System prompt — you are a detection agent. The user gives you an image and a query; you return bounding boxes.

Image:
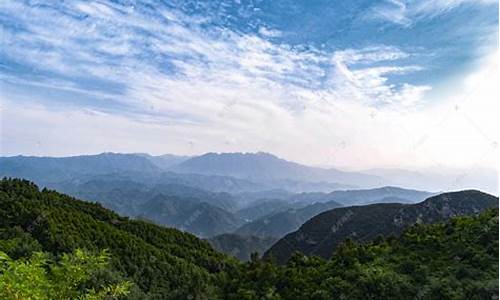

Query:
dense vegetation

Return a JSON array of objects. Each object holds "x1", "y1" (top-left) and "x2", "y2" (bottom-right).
[
  {"x1": 231, "y1": 208, "x2": 499, "y2": 299},
  {"x1": 138, "y1": 194, "x2": 243, "y2": 237},
  {"x1": 0, "y1": 178, "x2": 236, "y2": 299},
  {"x1": 1, "y1": 178, "x2": 497, "y2": 299},
  {"x1": 0, "y1": 249, "x2": 131, "y2": 299},
  {"x1": 208, "y1": 234, "x2": 277, "y2": 261},
  {"x1": 235, "y1": 200, "x2": 343, "y2": 238},
  {"x1": 266, "y1": 190, "x2": 498, "y2": 263}
]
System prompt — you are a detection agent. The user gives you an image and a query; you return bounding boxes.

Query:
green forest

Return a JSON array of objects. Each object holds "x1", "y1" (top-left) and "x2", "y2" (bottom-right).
[{"x1": 0, "y1": 178, "x2": 498, "y2": 299}]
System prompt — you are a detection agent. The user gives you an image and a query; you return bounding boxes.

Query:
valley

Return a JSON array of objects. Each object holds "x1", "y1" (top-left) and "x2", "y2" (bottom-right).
[
  {"x1": 0, "y1": 177, "x2": 497, "y2": 299},
  {"x1": 0, "y1": 152, "x2": 437, "y2": 257}
]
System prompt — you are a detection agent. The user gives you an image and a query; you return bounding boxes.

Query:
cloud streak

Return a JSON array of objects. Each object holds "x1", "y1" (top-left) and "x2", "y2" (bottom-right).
[
  {"x1": 1, "y1": 1, "x2": 428, "y2": 111},
  {"x1": 367, "y1": 0, "x2": 497, "y2": 26},
  {"x1": 0, "y1": 0, "x2": 497, "y2": 173}
]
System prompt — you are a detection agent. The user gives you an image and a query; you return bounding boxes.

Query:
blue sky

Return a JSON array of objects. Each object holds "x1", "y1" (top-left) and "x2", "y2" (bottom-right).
[{"x1": 0, "y1": 0, "x2": 498, "y2": 171}]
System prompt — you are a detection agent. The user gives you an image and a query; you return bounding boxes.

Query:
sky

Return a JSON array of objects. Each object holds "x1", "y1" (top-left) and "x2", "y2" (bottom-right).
[{"x1": 0, "y1": 0, "x2": 498, "y2": 171}]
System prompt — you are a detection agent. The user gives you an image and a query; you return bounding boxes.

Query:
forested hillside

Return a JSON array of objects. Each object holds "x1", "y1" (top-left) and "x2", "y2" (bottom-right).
[
  {"x1": 0, "y1": 178, "x2": 235, "y2": 299},
  {"x1": 208, "y1": 234, "x2": 277, "y2": 261},
  {"x1": 266, "y1": 190, "x2": 498, "y2": 263},
  {"x1": 1, "y1": 178, "x2": 497, "y2": 299},
  {"x1": 224, "y1": 208, "x2": 499, "y2": 299}
]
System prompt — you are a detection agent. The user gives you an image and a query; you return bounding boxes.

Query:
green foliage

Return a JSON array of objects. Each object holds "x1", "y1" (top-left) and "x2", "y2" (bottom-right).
[
  {"x1": 208, "y1": 234, "x2": 277, "y2": 261},
  {"x1": 0, "y1": 178, "x2": 235, "y2": 299},
  {"x1": 0, "y1": 249, "x2": 131, "y2": 300},
  {"x1": 0, "y1": 178, "x2": 497, "y2": 299},
  {"x1": 222, "y1": 208, "x2": 499, "y2": 300},
  {"x1": 265, "y1": 190, "x2": 498, "y2": 264},
  {"x1": 0, "y1": 226, "x2": 43, "y2": 259}
]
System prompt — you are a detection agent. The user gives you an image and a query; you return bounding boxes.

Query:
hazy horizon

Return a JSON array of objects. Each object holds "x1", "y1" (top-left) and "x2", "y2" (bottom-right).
[
  {"x1": 1, "y1": 150, "x2": 498, "y2": 174},
  {"x1": 2, "y1": 150, "x2": 498, "y2": 195},
  {"x1": 1, "y1": 0, "x2": 499, "y2": 172}
]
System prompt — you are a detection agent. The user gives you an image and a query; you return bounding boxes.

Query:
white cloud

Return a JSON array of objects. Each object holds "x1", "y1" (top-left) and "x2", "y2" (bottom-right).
[
  {"x1": 258, "y1": 26, "x2": 282, "y2": 38},
  {"x1": 327, "y1": 47, "x2": 428, "y2": 106},
  {"x1": 0, "y1": 0, "x2": 496, "y2": 173}
]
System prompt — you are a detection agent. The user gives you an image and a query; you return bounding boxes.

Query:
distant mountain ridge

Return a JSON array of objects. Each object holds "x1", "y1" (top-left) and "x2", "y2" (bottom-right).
[
  {"x1": 314, "y1": 186, "x2": 434, "y2": 206},
  {"x1": 0, "y1": 152, "x2": 373, "y2": 192},
  {"x1": 235, "y1": 200, "x2": 343, "y2": 238},
  {"x1": 233, "y1": 186, "x2": 432, "y2": 239},
  {"x1": 136, "y1": 153, "x2": 191, "y2": 170},
  {"x1": 1, "y1": 152, "x2": 437, "y2": 244},
  {"x1": 138, "y1": 195, "x2": 244, "y2": 238},
  {"x1": 0, "y1": 153, "x2": 161, "y2": 185},
  {"x1": 265, "y1": 190, "x2": 498, "y2": 264},
  {"x1": 2, "y1": 152, "x2": 496, "y2": 194},
  {"x1": 170, "y1": 152, "x2": 381, "y2": 187}
]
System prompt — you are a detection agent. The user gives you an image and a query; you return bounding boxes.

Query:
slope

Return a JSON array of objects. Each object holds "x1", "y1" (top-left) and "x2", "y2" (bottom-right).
[{"x1": 265, "y1": 190, "x2": 498, "y2": 264}]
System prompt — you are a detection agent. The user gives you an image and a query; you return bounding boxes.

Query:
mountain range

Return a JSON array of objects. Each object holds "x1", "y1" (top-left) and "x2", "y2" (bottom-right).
[
  {"x1": 0, "y1": 152, "x2": 375, "y2": 193},
  {"x1": 0, "y1": 152, "x2": 495, "y2": 263},
  {"x1": 3, "y1": 152, "x2": 495, "y2": 194},
  {"x1": 138, "y1": 194, "x2": 244, "y2": 238},
  {"x1": 265, "y1": 190, "x2": 498, "y2": 264},
  {"x1": 1, "y1": 178, "x2": 497, "y2": 299},
  {"x1": 171, "y1": 152, "x2": 381, "y2": 188},
  {"x1": 233, "y1": 186, "x2": 433, "y2": 238}
]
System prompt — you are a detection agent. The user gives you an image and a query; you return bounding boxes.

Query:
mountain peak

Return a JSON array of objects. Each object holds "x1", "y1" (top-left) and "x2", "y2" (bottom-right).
[{"x1": 171, "y1": 152, "x2": 380, "y2": 187}]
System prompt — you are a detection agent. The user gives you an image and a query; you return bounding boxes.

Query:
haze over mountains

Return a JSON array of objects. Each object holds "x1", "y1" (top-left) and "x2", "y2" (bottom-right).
[
  {"x1": 363, "y1": 167, "x2": 498, "y2": 196},
  {"x1": 2, "y1": 152, "x2": 496, "y2": 193},
  {"x1": 0, "y1": 151, "x2": 496, "y2": 261},
  {"x1": 170, "y1": 152, "x2": 381, "y2": 188}
]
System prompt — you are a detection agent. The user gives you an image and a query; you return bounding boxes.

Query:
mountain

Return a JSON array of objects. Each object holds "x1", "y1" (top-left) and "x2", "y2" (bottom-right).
[
  {"x1": 0, "y1": 153, "x2": 277, "y2": 194},
  {"x1": 235, "y1": 200, "x2": 343, "y2": 238},
  {"x1": 171, "y1": 152, "x2": 381, "y2": 187},
  {"x1": 234, "y1": 186, "x2": 432, "y2": 239},
  {"x1": 150, "y1": 183, "x2": 238, "y2": 212},
  {"x1": 58, "y1": 178, "x2": 150, "y2": 216},
  {"x1": 155, "y1": 171, "x2": 269, "y2": 194},
  {"x1": 2, "y1": 178, "x2": 497, "y2": 299},
  {"x1": 260, "y1": 179, "x2": 354, "y2": 193},
  {"x1": 236, "y1": 198, "x2": 292, "y2": 221},
  {"x1": 58, "y1": 178, "x2": 239, "y2": 215},
  {"x1": 138, "y1": 195, "x2": 244, "y2": 238},
  {"x1": 4, "y1": 153, "x2": 433, "y2": 195},
  {"x1": 233, "y1": 189, "x2": 293, "y2": 203},
  {"x1": 0, "y1": 153, "x2": 160, "y2": 186},
  {"x1": 228, "y1": 208, "x2": 499, "y2": 299},
  {"x1": 207, "y1": 234, "x2": 277, "y2": 261},
  {"x1": 314, "y1": 186, "x2": 434, "y2": 207},
  {"x1": 265, "y1": 190, "x2": 498, "y2": 264},
  {"x1": 0, "y1": 178, "x2": 234, "y2": 298},
  {"x1": 55, "y1": 178, "x2": 244, "y2": 237},
  {"x1": 136, "y1": 153, "x2": 191, "y2": 170}
]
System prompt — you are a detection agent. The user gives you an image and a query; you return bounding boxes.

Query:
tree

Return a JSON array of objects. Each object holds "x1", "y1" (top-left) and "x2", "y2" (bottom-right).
[{"x1": 0, "y1": 249, "x2": 131, "y2": 300}]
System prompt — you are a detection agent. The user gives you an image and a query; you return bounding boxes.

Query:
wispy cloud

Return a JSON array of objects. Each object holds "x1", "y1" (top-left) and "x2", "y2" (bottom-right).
[
  {"x1": 0, "y1": 0, "x2": 497, "y2": 172},
  {"x1": 1, "y1": 1, "x2": 428, "y2": 112},
  {"x1": 367, "y1": 0, "x2": 497, "y2": 26}
]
